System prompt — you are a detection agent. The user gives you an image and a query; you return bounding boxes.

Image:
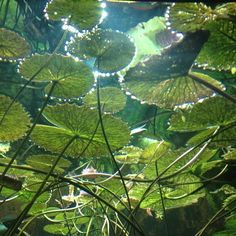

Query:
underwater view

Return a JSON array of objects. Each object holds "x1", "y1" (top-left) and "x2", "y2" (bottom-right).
[{"x1": 0, "y1": 0, "x2": 236, "y2": 235}]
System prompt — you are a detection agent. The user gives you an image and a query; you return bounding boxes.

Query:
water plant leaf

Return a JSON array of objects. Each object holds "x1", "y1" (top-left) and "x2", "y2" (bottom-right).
[
  {"x1": 31, "y1": 104, "x2": 130, "y2": 157},
  {"x1": 66, "y1": 29, "x2": 136, "y2": 73},
  {"x1": 114, "y1": 146, "x2": 143, "y2": 164},
  {"x1": 166, "y1": 3, "x2": 214, "y2": 33},
  {"x1": 25, "y1": 154, "x2": 71, "y2": 173},
  {"x1": 167, "y1": 3, "x2": 236, "y2": 33},
  {"x1": 0, "y1": 28, "x2": 31, "y2": 60},
  {"x1": 223, "y1": 149, "x2": 236, "y2": 163},
  {"x1": 0, "y1": 95, "x2": 31, "y2": 142},
  {"x1": 197, "y1": 20, "x2": 236, "y2": 71},
  {"x1": 123, "y1": 71, "x2": 223, "y2": 109},
  {"x1": 19, "y1": 54, "x2": 94, "y2": 98},
  {"x1": 144, "y1": 146, "x2": 217, "y2": 178},
  {"x1": 84, "y1": 87, "x2": 127, "y2": 113},
  {"x1": 45, "y1": 0, "x2": 103, "y2": 30},
  {"x1": 169, "y1": 96, "x2": 236, "y2": 132}
]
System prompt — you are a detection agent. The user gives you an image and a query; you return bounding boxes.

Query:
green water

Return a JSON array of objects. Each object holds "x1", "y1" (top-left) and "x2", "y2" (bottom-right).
[{"x1": 0, "y1": 1, "x2": 236, "y2": 235}]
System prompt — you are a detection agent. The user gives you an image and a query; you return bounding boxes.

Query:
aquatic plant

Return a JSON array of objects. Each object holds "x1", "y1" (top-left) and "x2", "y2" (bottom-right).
[{"x1": 0, "y1": 1, "x2": 236, "y2": 236}]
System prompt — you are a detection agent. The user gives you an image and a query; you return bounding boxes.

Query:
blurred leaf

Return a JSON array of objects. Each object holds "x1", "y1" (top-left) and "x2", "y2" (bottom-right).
[
  {"x1": 84, "y1": 87, "x2": 127, "y2": 113},
  {"x1": 114, "y1": 146, "x2": 143, "y2": 164},
  {"x1": 0, "y1": 95, "x2": 31, "y2": 142},
  {"x1": 0, "y1": 28, "x2": 31, "y2": 60},
  {"x1": 223, "y1": 149, "x2": 236, "y2": 162},
  {"x1": 197, "y1": 20, "x2": 236, "y2": 71},
  {"x1": 25, "y1": 154, "x2": 71, "y2": 173},
  {"x1": 19, "y1": 54, "x2": 94, "y2": 99},
  {"x1": 140, "y1": 141, "x2": 172, "y2": 164},
  {"x1": 169, "y1": 96, "x2": 236, "y2": 132},
  {"x1": 67, "y1": 29, "x2": 136, "y2": 73},
  {"x1": 31, "y1": 104, "x2": 130, "y2": 157},
  {"x1": 45, "y1": 0, "x2": 103, "y2": 30},
  {"x1": 213, "y1": 217, "x2": 236, "y2": 236},
  {"x1": 144, "y1": 147, "x2": 217, "y2": 178},
  {"x1": 0, "y1": 142, "x2": 10, "y2": 154}
]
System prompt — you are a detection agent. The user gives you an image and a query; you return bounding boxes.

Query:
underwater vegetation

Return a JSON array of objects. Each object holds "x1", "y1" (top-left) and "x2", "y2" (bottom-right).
[{"x1": 0, "y1": 0, "x2": 236, "y2": 235}]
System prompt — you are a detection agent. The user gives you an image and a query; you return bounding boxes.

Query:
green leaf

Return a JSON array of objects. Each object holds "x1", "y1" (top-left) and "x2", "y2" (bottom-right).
[
  {"x1": 67, "y1": 29, "x2": 136, "y2": 73},
  {"x1": 223, "y1": 149, "x2": 236, "y2": 162},
  {"x1": 144, "y1": 146, "x2": 217, "y2": 178},
  {"x1": 114, "y1": 146, "x2": 143, "y2": 164},
  {"x1": 31, "y1": 104, "x2": 130, "y2": 157},
  {"x1": 197, "y1": 20, "x2": 236, "y2": 71},
  {"x1": 84, "y1": 87, "x2": 127, "y2": 113},
  {"x1": 169, "y1": 96, "x2": 236, "y2": 132},
  {"x1": 123, "y1": 72, "x2": 223, "y2": 109},
  {"x1": 0, "y1": 95, "x2": 31, "y2": 142},
  {"x1": 45, "y1": 0, "x2": 103, "y2": 30},
  {"x1": 25, "y1": 154, "x2": 71, "y2": 173},
  {"x1": 213, "y1": 217, "x2": 236, "y2": 236},
  {"x1": 166, "y1": 3, "x2": 215, "y2": 32},
  {"x1": 19, "y1": 53, "x2": 94, "y2": 98},
  {"x1": 140, "y1": 141, "x2": 172, "y2": 164},
  {"x1": 0, "y1": 28, "x2": 31, "y2": 60}
]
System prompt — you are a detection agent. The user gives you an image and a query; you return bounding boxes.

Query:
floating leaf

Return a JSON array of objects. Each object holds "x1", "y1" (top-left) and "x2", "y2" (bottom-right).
[
  {"x1": 197, "y1": 20, "x2": 236, "y2": 71},
  {"x1": 19, "y1": 54, "x2": 94, "y2": 98},
  {"x1": 67, "y1": 29, "x2": 136, "y2": 73},
  {"x1": 169, "y1": 96, "x2": 236, "y2": 132},
  {"x1": 45, "y1": 0, "x2": 103, "y2": 30},
  {"x1": 26, "y1": 154, "x2": 71, "y2": 173},
  {"x1": 144, "y1": 146, "x2": 217, "y2": 178},
  {"x1": 84, "y1": 87, "x2": 127, "y2": 113},
  {"x1": 166, "y1": 3, "x2": 215, "y2": 33},
  {"x1": 123, "y1": 71, "x2": 223, "y2": 109},
  {"x1": 140, "y1": 141, "x2": 172, "y2": 164},
  {"x1": 0, "y1": 95, "x2": 31, "y2": 141},
  {"x1": 0, "y1": 28, "x2": 31, "y2": 60},
  {"x1": 114, "y1": 146, "x2": 143, "y2": 164},
  {"x1": 31, "y1": 104, "x2": 130, "y2": 157},
  {"x1": 122, "y1": 31, "x2": 219, "y2": 108}
]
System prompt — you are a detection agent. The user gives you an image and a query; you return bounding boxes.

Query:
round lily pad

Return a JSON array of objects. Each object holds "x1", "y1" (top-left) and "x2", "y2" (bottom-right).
[
  {"x1": 31, "y1": 104, "x2": 130, "y2": 157},
  {"x1": 0, "y1": 28, "x2": 31, "y2": 60},
  {"x1": 19, "y1": 53, "x2": 94, "y2": 98},
  {"x1": 66, "y1": 29, "x2": 136, "y2": 73},
  {"x1": 45, "y1": 0, "x2": 104, "y2": 30},
  {"x1": 0, "y1": 95, "x2": 31, "y2": 141},
  {"x1": 84, "y1": 87, "x2": 127, "y2": 113},
  {"x1": 123, "y1": 69, "x2": 223, "y2": 109}
]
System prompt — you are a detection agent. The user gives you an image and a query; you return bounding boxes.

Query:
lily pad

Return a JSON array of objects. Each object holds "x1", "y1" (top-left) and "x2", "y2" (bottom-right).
[
  {"x1": 0, "y1": 95, "x2": 31, "y2": 142},
  {"x1": 114, "y1": 146, "x2": 143, "y2": 164},
  {"x1": 25, "y1": 154, "x2": 71, "y2": 173},
  {"x1": 66, "y1": 29, "x2": 136, "y2": 73},
  {"x1": 166, "y1": 3, "x2": 236, "y2": 33},
  {"x1": 122, "y1": 30, "x2": 217, "y2": 108},
  {"x1": 19, "y1": 54, "x2": 94, "y2": 98},
  {"x1": 197, "y1": 20, "x2": 236, "y2": 71},
  {"x1": 0, "y1": 28, "x2": 31, "y2": 60},
  {"x1": 45, "y1": 0, "x2": 104, "y2": 30},
  {"x1": 84, "y1": 87, "x2": 127, "y2": 113},
  {"x1": 169, "y1": 96, "x2": 236, "y2": 132},
  {"x1": 31, "y1": 104, "x2": 130, "y2": 157},
  {"x1": 123, "y1": 70, "x2": 223, "y2": 109}
]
